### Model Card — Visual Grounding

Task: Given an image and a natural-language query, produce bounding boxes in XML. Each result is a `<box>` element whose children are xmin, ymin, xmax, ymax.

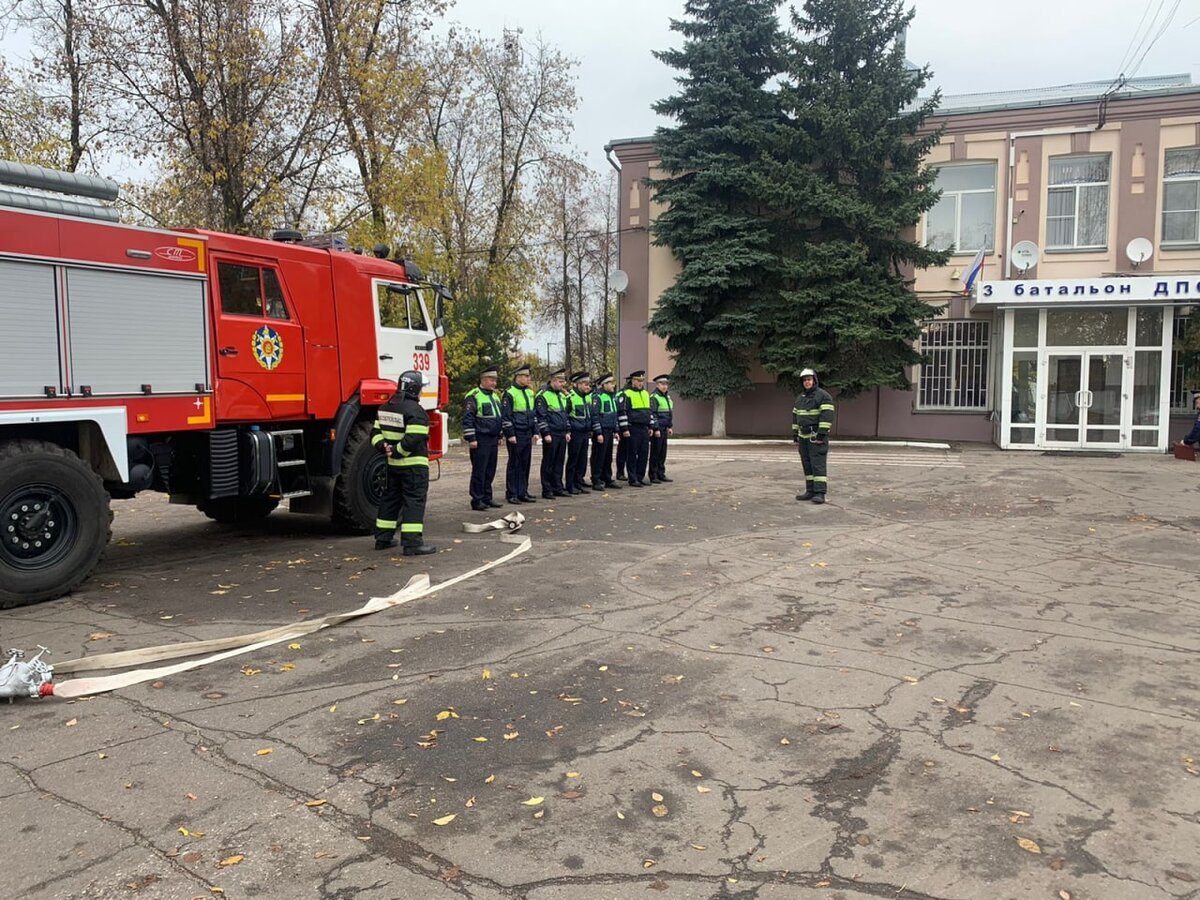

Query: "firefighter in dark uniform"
<box><xmin>462</xmin><ymin>363</ymin><xmax>503</xmax><ymax>511</ymax></box>
<box><xmin>792</xmin><ymin>367</ymin><xmax>835</xmax><ymax>504</ymax></box>
<box><xmin>618</xmin><ymin>370</ymin><xmax>656</xmax><ymax>487</ymax></box>
<box><xmin>614</xmin><ymin>374</ymin><xmax>632</xmax><ymax>480</ymax></box>
<box><xmin>372</xmin><ymin>370</ymin><xmax>436</xmax><ymax>554</ymax></box>
<box><xmin>502</xmin><ymin>363</ymin><xmax>537</xmax><ymax>504</ymax></box>
<box><xmin>589</xmin><ymin>373</ymin><xmax>621</xmax><ymax>491</ymax></box>
<box><xmin>565</xmin><ymin>371</ymin><xmax>594</xmax><ymax>493</ymax></box>
<box><xmin>1179</xmin><ymin>392</ymin><xmax>1200</xmax><ymax>448</ymax></box>
<box><xmin>535</xmin><ymin>367</ymin><xmax>570</xmax><ymax>498</ymax></box>
<box><xmin>648</xmin><ymin>373</ymin><xmax>674</xmax><ymax>483</ymax></box>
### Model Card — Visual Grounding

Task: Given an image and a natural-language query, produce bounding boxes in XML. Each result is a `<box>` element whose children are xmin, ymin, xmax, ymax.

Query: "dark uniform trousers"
<box><xmin>615</xmin><ymin>435</ymin><xmax>628</xmax><ymax>479</ymax></box>
<box><xmin>591</xmin><ymin>431</ymin><xmax>615</xmax><ymax>485</ymax></box>
<box><xmin>469</xmin><ymin>441</ymin><xmax>499</xmax><ymax>504</ymax></box>
<box><xmin>506</xmin><ymin>434</ymin><xmax>533</xmax><ymax>499</ymax></box>
<box><xmin>798</xmin><ymin>438</ymin><xmax>829</xmax><ymax>496</ymax></box>
<box><xmin>567</xmin><ymin>433</ymin><xmax>590</xmax><ymax>490</ymax></box>
<box><xmin>540</xmin><ymin>434</ymin><xmax>567</xmax><ymax>494</ymax></box>
<box><xmin>625</xmin><ymin>425</ymin><xmax>650</xmax><ymax>484</ymax></box>
<box><xmin>648</xmin><ymin>431</ymin><xmax>669</xmax><ymax>480</ymax></box>
<box><xmin>375</xmin><ymin>467</ymin><xmax>429</xmax><ymax>548</ymax></box>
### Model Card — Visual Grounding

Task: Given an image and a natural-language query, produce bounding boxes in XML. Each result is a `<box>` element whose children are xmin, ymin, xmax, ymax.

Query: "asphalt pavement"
<box><xmin>2</xmin><ymin>440</ymin><xmax>1198</xmax><ymax>900</ymax></box>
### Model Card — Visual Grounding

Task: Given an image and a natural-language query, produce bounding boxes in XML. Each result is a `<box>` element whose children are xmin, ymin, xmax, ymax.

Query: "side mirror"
<box><xmin>434</xmin><ymin>317</ymin><xmax>446</xmax><ymax>338</ymax></box>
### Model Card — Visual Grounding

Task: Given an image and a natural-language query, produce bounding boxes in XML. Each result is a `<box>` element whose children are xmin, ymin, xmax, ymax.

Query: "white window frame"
<box><xmin>917</xmin><ymin>319</ymin><xmax>991</xmax><ymax>411</ymax></box>
<box><xmin>925</xmin><ymin>162</ymin><xmax>996</xmax><ymax>255</ymax></box>
<box><xmin>1162</xmin><ymin>148</ymin><xmax>1200</xmax><ymax>246</ymax></box>
<box><xmin>1046</xmin><ymin>154</ymin><xmax>1110</xmax><ymax>251</ymax></box>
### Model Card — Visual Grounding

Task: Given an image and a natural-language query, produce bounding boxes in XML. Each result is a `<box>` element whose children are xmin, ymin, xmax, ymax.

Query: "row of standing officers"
<box><xmin>462</xmin><ymin>366</ymin><xmax>675</xmax><ymax>509</ymax></box>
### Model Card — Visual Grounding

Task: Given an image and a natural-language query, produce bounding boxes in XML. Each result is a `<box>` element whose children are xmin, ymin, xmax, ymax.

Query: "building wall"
<box><xmin>612</xmin><ymin>87</ymin><xmax>1200</xmax><ymax>443</ymax></box>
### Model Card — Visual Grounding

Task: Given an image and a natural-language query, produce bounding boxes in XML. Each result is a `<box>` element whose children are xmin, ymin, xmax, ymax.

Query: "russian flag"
<box><xmin>961</xmin><ymin>247</ymin><xmax>986</xmax><ymax>295</ymax></box>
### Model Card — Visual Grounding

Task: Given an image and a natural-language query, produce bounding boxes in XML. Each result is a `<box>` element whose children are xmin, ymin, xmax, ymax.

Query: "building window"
<box><xmin>925</xmin><ymin>163</ymin><xmax>996</xmax><ymax>254</ymax></box>
<box><xmin>1163</xmin><ymin>148</ymin><xmax>1200</xmax><ymax>246</ymax></box>
<box><xmin>1047</xmin><ymin>155</ymin><xmax>1110</xmax><ymax>250</ymax></box>
<box><xmin>918</xmin><ymin>320</ymin><xmax>990</xmax><ymax>410</ymax></box>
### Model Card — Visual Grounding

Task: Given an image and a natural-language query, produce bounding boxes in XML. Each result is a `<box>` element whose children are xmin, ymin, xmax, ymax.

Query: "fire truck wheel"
<box><xmin>197</xmin><ymin>496</ymin><xmax>280</xmax><ymax>525</ymax></box>
<box><xmin>332</xmin><ymin>420</ymin><xmax>386</xmax><ymax>534</ymax></box>
<box><xmin>0</xmin><ymin>440</ymin><xmax>112</xmax><ymax>609</ymax></box>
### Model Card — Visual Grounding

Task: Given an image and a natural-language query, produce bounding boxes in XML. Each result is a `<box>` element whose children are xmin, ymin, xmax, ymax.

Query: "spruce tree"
<box><xmin>647</xmin><ymin>0</ymin><xmax>784</xmax><ymax>435</ymax></box>
<box><xmin>760</xmin><ymin>0</ymin><xmax>950</xmax><ymax>397</ymax></box>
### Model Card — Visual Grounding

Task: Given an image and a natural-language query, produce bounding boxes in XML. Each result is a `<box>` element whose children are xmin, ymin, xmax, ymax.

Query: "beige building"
<box><xmin>607</xmin><ymin>74</ymin><xmax>1200</xmax><ymax>450</ymax></box>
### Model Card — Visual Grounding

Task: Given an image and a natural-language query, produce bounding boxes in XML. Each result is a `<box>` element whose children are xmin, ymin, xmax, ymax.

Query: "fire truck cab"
<box><xmin>0</xmin><ymin>161</ymin><xmax>450</xmax><ymax>607</ymax></box>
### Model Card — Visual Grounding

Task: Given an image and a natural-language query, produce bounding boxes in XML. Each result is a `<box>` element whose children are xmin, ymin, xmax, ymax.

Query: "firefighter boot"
<box><xmin>796</xmin><ymin>491</ymin><xmax>815</xmax><ymax>501</ymax></box>
<box><xmin>403</xmin><ymin>544</ymin><xmax>438</xmax><ymax>556</ymax></box>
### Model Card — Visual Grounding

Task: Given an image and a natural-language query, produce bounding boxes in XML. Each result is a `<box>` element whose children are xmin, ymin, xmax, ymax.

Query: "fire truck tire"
<box><xmin>332</xmin><ymin>420</ymin><xmax>385</xmax><ymax>534</ymax></box>
<box><xmin>0</xmin><ymin>440</ymin><xmax>112</xmax><ymax>609</ymax></box>
<box><xmin>197</xmin><ymin>496</ymin><xmax>280</xmax><ymax>525</ymax></box>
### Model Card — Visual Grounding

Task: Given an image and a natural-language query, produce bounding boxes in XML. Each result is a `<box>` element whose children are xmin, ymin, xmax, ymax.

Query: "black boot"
<box><xmin>811</xmin><ymin>494</ymin><xmax>826</xmax><ymax>505</ymax></box>
<box><xmin>796</xmin><ymin>492</ymin><xmax>815</xmax><ymax>501</ymax></box>
<box><xmin>403</xmin><ymin>544</ymin><xmax>437</xmax><ymax>556</ymax></box>
<box><xmin>374</xmin><ymin>538</ymin><xmax>399</xmax><ymax>551</ymax></box>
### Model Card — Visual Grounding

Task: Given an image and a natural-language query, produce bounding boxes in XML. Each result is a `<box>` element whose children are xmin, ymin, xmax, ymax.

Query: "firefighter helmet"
<box><xmin>398</xmin><ymin>370</ymin><xmax>424</xmax><ymax>399</ymax></box>
<box><xmin>800</xmin><ymin>368</ymin><xmax>817</xmax><ymax>380</ymax></box>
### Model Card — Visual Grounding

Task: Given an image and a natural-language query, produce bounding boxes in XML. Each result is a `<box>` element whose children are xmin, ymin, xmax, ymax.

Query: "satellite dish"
<box><xmin>611</xmin><ymin>269</ymin><xmax>629</xmax><ymax>293</ymax></box>
<box><xmin>1126</xmin><ymin>237</ymin><xmax>1153</xmax><ymax>267</ymax></box>
<box><xmin>1011</xmin><ymin>241</ymin><xmax>1040</xmax><ymax>273</ymax></box>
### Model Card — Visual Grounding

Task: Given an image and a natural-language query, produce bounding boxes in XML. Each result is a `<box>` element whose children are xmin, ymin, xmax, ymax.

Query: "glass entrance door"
<box><xmin>1042</xmin><ymin>352</ymin><xmax>1125</xmax><ymax>448</ymax></box>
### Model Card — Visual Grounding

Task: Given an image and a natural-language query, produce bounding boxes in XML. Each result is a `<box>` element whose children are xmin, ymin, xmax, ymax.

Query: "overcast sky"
<box><xmin>446</xmin><ymin>0</ymin><xmax>1200</xmax><ymax>171</ymax></box>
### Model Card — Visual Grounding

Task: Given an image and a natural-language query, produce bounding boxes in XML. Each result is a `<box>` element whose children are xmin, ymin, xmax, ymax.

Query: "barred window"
<box><xmin>1171</xmin><ymin>314</ymin><xmax>1192</xmax><ymax>412</ymax></box>
<box><xmin>918</xmin><ymin>320</ymin><xmax>991</xmax><ymax>410</ymax></box>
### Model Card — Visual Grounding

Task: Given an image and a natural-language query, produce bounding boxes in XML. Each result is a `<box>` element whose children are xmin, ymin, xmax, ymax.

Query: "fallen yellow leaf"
<box><xmin>473</xmin><ymin>736</ymin><xmax>489</xmax><ymax>742</ymax></box>
<box><xmin>616</xmin><ymin>811</ymin><xmax>625</xmax><ymax>820</ymax></box>
<box><xmin>696</xmin><ymin>785</ymin><xmax>712</xmax><ymax>794</ymax></box>
<box><xmin>651</xmin><ymin>792</ymin><xmax>664</xmax><ymax>802</ymax></box>
<box><xmin>432</xmin><ymin>814</ymin><xmax>457</xmax><ymax>826</ymax></box>
<box><xmin>392</xmin><ymin>698</ymin><xmax>408</xmax><ymax>705</ymax></box>
<box><xmin>902</xmin><ymin>675</ymin><xmax>919</xmax><ymax>683</ymax></box>
<box><xmin>219</xmin><ymin>855</ymin><xmax>244</xmax><ymax>867</ymax></box>
<box><xmin>279</xmin><ymin>663</ymin><xmax>295</xmax><ymax>672</ymax></box>
<box><xmin>652</xmin><ymin>804</ymin><xmax>669</xmax><ymax>817</ymax></box>
<box><xmin>255</xmin><ymin>748</ymin><xmax>273</xmax><ymax>756</ymax></box>
<box><xmin>643</xmin><ymin>859</ymin><xmax>655</xmax><ymax>868</ymax></box>
<box><xmin>691</xmin><ymin>844</ymin><xmax>707</xmax><ymax>851</ymax></box>
<box><xmin>436</xmin><ymin>710</ymin><xmax>453</xmax><ymax>721</ymax></box>
<box><xmin>1016</xmin><ymin>837</ymin><xmax>1042</xmax><ymax>854</ymax></box>
<box><xmin>305</xmin><ymin>799</ymin><xmax>327</xmax><ymax>807</ymax></box>
<box><xmin>598</xmin><ymin>665</ymin><xmax>608</xmax><ymax>672</ymax></box>
<box><xmin>65</xmin><ymin>718</ymin><xmax>78</xmax><ymax>727</ymax></box>
<box><xmin>288</xmin><ymin>643</ymin><xmax>302</xmax><ymax>650</ymax></box>
<box><xmin>503</xmin><ymin>731</ymin><xmax>519</xmax><ymax>740</ymax></box>
<box><xmin>484</xmin><ymin>774</ymin><xmax>495</xmax><ymax>784</ymax></box>
<box><xmin>566</xmin><ymin>771</ymin><xmax>580</xmax><ymax>778</ymax></box>
<box><xmin>780</xmin><ymin>738</ymin><xmax>791</xmax><ymax>746</ymax></box>
<box><xmin>521</xmin><ymin>797</ymin><xmax>544</xmax><ymax>806</ymax></box>
<box><xmin>328</xmin><ymin>705</ymin><xmax>337</xmax><ymax>713</ymax></box>
<box><xmin>482</xmin><ymin>669</ymin><xmax>491</xmax><ymax>680</ymax></box>
<box><xmin>442</xmin><ymin>776</ymin><xmax>457</xmax><ymax>783</ymax></box>
<box><xmin>533</xmin><ymin>809</ymin><xmax>545</xmax><ymax>818</ymax></box>
<box><xmin>691</xmin><ymin>770</ymin><xmax>703</xmax><ymax>778</ymax></box>
<box><xmin>465</xmin><ymin>797</ymin><xmax>476</xmax><ymax>808</ymax></box>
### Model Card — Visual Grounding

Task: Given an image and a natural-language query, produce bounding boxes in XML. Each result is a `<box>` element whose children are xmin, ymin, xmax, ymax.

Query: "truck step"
<box><xmin>280</xmin><ymin>490</ymin><xmax>313</xmax><ymax>500</ymax></box>
<box><xmin>277</xmin><ymin>459</ymin><xmax>306</xmax><ymax>468</ymax></box>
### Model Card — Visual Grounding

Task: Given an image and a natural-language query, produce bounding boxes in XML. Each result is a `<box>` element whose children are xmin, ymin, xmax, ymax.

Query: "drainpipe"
<box><xmin>1004</xmin><ymin>125</ymin><xmax>1098</xmax><ymax>279</ymax></box>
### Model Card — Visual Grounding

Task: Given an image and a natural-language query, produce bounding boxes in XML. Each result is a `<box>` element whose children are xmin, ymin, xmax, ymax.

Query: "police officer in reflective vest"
<box><xmin>372</xmin><ymin>370</ymin><xmax>436</xmax><ymax>554</ymax></box>
<box><xmin>615</xmin><ymin>374</ymin><xmax>632</xmax><ymax>480</ymax></box>
<box><xmin>502</xmin><ymin>364</ymin><xmax>537</xmax><ymax>504</ymax></box>
<box><xmin>619</xmin><ymin>370</ymin><xmax>655</xmax><ymax>487</ymax></box>
<box><xmin>462</xmin><ymin>363</ymin><xmax>503</xmax><ymax>511</ymax></box>
<box><xmin>565</xmin><ymin>371</ymin><xmax>593</xmax><ymax>494</ymax></box>
<box><xmin>535</xmin><ymin>367</ymin><xmax>570</xmax><ymax>498</ymax></box>
<box><xmin>792</xmin><ymin>367</ymin><xmax>835</xmax><ymax>504</ymax></box>
<box><xmin>648</xmin><ymin>373</ymin><xmax>674</xmax><ymax>483</ymax></box>
<box><xmin>590</xmin><ymin>373</ymin><xmax>621</xmax><ymax>491</ymax></box>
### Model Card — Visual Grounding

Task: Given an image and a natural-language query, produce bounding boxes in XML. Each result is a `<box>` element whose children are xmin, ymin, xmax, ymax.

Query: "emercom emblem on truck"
<box><xmin>252</xmin><ymin>325</ymin><xmax>284</xmax><ymax>370</ymax></box>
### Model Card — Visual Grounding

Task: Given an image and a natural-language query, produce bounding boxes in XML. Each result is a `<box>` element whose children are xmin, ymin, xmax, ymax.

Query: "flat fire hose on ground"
<box><xmin>10</xmin><ymin>513</ymin><xmax>528</xmax><ymax>701</ymax></box>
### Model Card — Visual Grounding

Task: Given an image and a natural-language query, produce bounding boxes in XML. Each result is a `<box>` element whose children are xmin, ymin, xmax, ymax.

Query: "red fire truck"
<box><xmin>0</xmin><ymin>161</ymin><xmax>450</xmax><ymax>608</ymax></box>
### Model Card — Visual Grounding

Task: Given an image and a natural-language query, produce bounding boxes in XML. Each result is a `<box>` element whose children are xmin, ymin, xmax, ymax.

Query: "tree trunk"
<box><xmin>711</xmin><ymin>395</ymin><xmax>727</xmax><ymax>438</ymax></box>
